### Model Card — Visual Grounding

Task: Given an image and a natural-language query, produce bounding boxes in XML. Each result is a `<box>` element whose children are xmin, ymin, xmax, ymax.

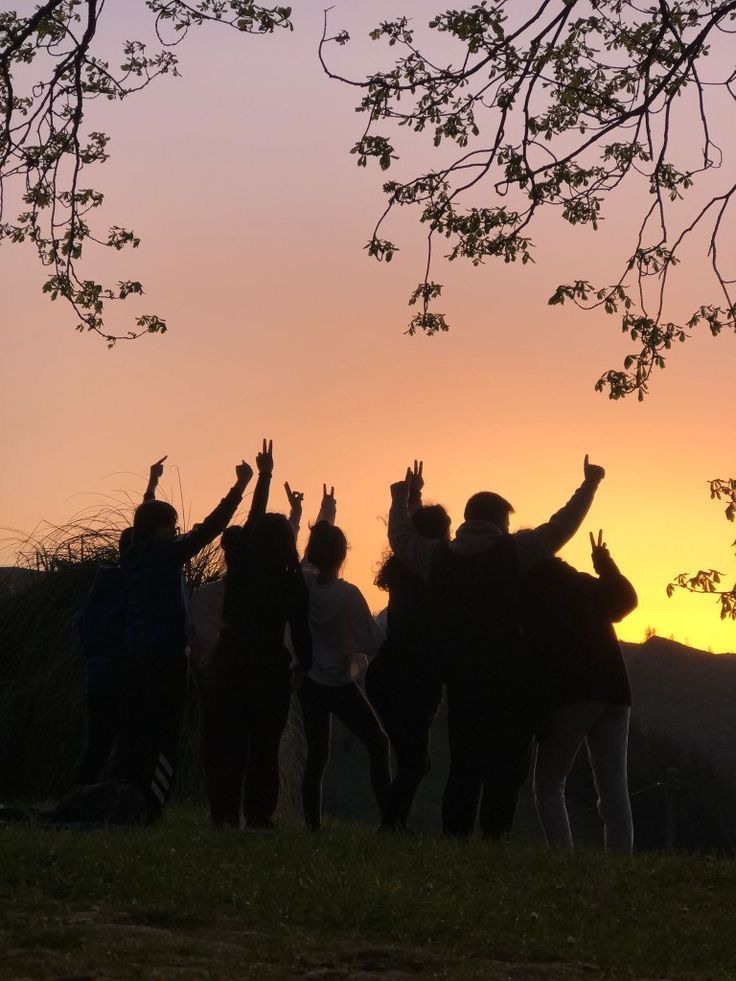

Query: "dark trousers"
<box><xmin>115</xmin><ymin>648</ymin><xmax>187</xmax><ymax>821</ymax></box>
<box><xmin>298</xmin><ymin>677</ymin><xmax>391</xmax><ymax>830</ymax></box>
<box><xmin>365</xmin><ymin>654</ymin><xmax>442</xmax><ymax>828</ymax></box>
<box><xmin>442</xmin><ymin>678</ymin><xmax>534</xmax><ymax>838</ymax></box>
<box><xmin>75</xmin><ymin>689</ymin><xmax>123</xmax><ymax>786</ymax></box>
<box><xmin>204</xmin><ymin>652</ymin><xmax>291</xmax><ymax>828</ymax></box>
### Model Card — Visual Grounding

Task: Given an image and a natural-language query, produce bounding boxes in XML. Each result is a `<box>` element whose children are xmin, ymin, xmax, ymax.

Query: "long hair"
<box><xmin>375</xmin><ymin>503</ymin><xmax>451</xmax><ymax>591</ymax></box>
<box><xmin>224</xmin><ymin>513</ymin><xmax>306</xmax><ymax>627</ymax></box>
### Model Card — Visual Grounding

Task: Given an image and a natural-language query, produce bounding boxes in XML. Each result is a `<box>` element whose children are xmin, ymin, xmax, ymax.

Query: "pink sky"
<box><xmin>1</xmin><ymin>2</ymin><xmax>735</xmax><ymax>652</ymax></box>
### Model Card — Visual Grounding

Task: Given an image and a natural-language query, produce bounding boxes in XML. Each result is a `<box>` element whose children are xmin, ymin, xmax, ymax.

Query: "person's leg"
<box><xmin>479</xmin><ymin>704</ymin><xmax>534</xmax><ymax>839</ymax></box>
<box><xmin>533</xmin><ymin>701</ymin><xmax>606</xmax><ymax>849</ymax></box>
<box><xmin>442</xmin><ymin>681</ymin><xmax>485</xmax><ymax>837</ymax></box>
<box><xmin>330</xmin><ymin>683</ymin><xmax>391</xmax><ymax>824</ymax></box>
<box><xmin>242</xmin><ymin>660</ymin><xmax>291</xmax><ymax>827</ymax></box>
<box><xmin>204</xmin><ymin>666</ymin><xmax>249</xmax><ymax>828</ymax></box>
<box><xmin>298</xmin><ymin>679</ymin><xmax>332</xmax><ymax>830</ymax></box>
<box><xmin>585</xmin><ymin>705</ymin><xmax>634</xmax><ymax>854</ymax></box>
<box><xmin>75</xmin><ymin>690</ymin><xmax>119</xmax><ymax>785</ymax></box>
<box><xmin>386</xmin><ymin>677</ymin><xmax>442</xmax><ymax>827</ymax></box>
<box><xmin>145</xmin><ymin>653</ymin><xmax>187</xmax><ymax>820</ymax></box>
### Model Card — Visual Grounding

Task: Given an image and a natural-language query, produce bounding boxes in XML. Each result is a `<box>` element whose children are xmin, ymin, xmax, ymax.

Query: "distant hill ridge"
<box><xmin>623</xmin><ymin>636</ymin><xmax>736</xmax><ymax>778</ymax></box>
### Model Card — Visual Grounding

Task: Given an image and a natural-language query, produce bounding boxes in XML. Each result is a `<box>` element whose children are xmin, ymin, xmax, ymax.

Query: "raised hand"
<box><xmin>256</xmin><ymin>438</ymin><xmax>274</xmax><ymax>476</ymax></box>
<box><xmin>321</xmin><ymin>483</ymin><xmax>336</xmax><ymax>510</ymax></box>
<box><xmin>284</xmin><ymin>481</ymin><xmax>304</xmax><ymax>514</ymax></box>
<box><xmin>589</xmin><ymin>528</ymin><xmax>610</xmax><ymax>573</ymax></box>
<box><xmin>149</xmin><ymin>455</ymin><xmax>167</xmax><ymax>483</ymax></box>
<box><xmin>235</xmin><ymin>460</ymin><xmax>254</xmax><ymax>489</ymax></box>
<box><xmin>390</xmin><ymin>469</ymin><xmax>411</xmax><ymax>506</ymax></box>
<box><xmin>583</xmin><ymin>454</ymin><xmax>605</xmax><ymax>484</ymax></box>
<box><xmin>408</xmin><ymin>459</ymin><xmax>424</xmax><ymax>497</ymax></box>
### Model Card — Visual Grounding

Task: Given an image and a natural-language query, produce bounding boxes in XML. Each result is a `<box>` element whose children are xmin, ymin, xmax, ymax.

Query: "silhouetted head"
<box><xmin>132</xmin><ymin>499</ymin><xmax>178</xmax><ymax>544</ymax></box>
<box><xmin>226</xmin><ymin>513</ymin><xmax>305</xmax><ymax>622</ymax></box>
<box><xmin>118</xmin><ymin>526</ymin><xmax>135</xmax><ymax>557</ymax></box>
<box><xmin>246</xmin><ymin>513</ymin><xmax>300</xmax><ymax>572</ymax></box>
<box><xmin>412</xmin><ymin>503</ymin><xmax>451</xmax><ymax>542</ymax></box>
<box><xmin>220</xmin><ymin>525</ymin><xmax>244</xmax><ymax>570</ymax></box>
<box><xmin>463</xmin><ymin>492</ymin><xmax>514</xmax><ymax>532</ymax></box>
<box><xmin>305</xmin><ymin>521</ymin><xmax>348</xmax><ymax>576</ymax></box>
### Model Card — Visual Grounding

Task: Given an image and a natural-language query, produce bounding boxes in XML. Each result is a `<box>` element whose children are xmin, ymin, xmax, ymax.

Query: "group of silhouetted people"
<box><xmin>76</xmin><ymin>442</ymin><xmax>637</xmax><ymax>851</ymax></box>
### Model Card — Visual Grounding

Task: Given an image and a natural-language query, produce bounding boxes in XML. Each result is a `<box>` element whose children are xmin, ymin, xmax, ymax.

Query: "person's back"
<box><xmin>521</xmin><ymin>555</ymin><xmax>634</xmax><ymax>711</ymax></box>
<box><xmin>526</xmin><ymin>532</ymin><xmax>637</xmax><ymax>853</ymax></box>
<box><xmin>305</xmin><ymin>572</ymin><xmax>382</xmax><ymax>685</ymax></box>
<box><xmin>428</xmin><ymin>533</ymin><xmax>520</xmax><ymax>685</ymax></box>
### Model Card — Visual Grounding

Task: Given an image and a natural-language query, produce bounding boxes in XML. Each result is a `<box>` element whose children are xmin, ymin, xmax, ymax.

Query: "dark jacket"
<box><xmin>428</xmin><ymin>535</ymin><xmax>521</xmax><ymax>687</ymax></box>
<box><xmin>520</xmin><ymin>552</ymin><xmax>637</xmax><ymax>709</ymax></box>
<box><xmin>377</xmin><ymin>555</ymin><xmax>434</xmax><ymax>663</ymax></box>
<box><xmin>79</xmin><ymin>564</ymin><xmax>126</xmax><ymax>693</ymax></box>
<box><xmin>122</xmin><ymin>486</ymin><xmax>242</xmax><ymax>652</ymax></box>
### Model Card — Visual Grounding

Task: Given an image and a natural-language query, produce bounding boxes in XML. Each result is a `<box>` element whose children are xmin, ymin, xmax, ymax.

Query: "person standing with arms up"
<box><xmin>524</xmin><ymin>530</ymin><xmax>637</xmax><ymax>852</ymax></box>
<box><xmin>118</xmin><ymin>453</ymin><xmax>253</xmax><ymax>822</ymax></box>
<box><xmin>367</xmin><ymin>462</ymin><xmax>451</xmax><ymax>832</ymax></box>
<box><xmin>76</xmin><ymin>456</ymin><xmax>166</xmax><ymax>785</ymax></box>
<box><xmin>204</xmin><ymin>441</ymin><xmax>313</xmax><ymax>831</ymax></box>
<box><xmin>388</xmin><ymin>455</ymin><xmax>606</xmax><ymax>838</ymax></box>
<box><xmin>299</xmin><ymin>486</ymin><xmax>390</xmax><ymax>831</ymax></box>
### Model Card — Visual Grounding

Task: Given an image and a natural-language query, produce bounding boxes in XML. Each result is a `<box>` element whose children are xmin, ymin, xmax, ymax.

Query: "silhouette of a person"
<box><xmin>204</xmin><ymin>441</ymin><xmax>312</xmax><ymax>830</ymax></box>
<box><xmin>298</xmin><ymin>485</ymin><xmax>390</xmax><ymax>831</ymax></box>
<box><xmin>76</xmin><ymin>456</ymin><xmax>166</xmax><ymax>785</ymax></box>
<box><xmin>366</xmin><ymin>461</ymin><xmax>450</xmax><ymax>831</ymax></box>
<box><xmin>117</xmin><ymin>454</ymin><xmax>252</xmax><ymax>821</ymax></box>
<box><xmin>523</xmin><ymin>530</ymin><xmax>637</xmax><ymax>852</ymax></box>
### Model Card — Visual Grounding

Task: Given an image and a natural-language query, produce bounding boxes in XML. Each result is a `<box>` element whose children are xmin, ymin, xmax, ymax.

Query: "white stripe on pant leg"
<box><xmin>154</xmin><ymin>766</ymin><xmax>170</xmax><ymax>792</ymax></box>
<box><xmin>158</xmin><ymin>754</ymin><xmax>173</xmax><ymax>777</ymax></box>
<box><xmin>151</xmin><ymin>781</ymin><xmax>166</xmax><ymax>805</ymax></box>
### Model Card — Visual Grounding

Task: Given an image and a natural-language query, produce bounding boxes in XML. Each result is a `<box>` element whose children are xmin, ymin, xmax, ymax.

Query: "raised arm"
<box><xmin>174</xmin><ymin>461</ymin><xmax>252</xmax><ymax>562</ymax></box>
<box><xmin>143</xmin><ymin>455</ymin><xmax>167</xmax><ymax>502</ymax></box>
<box><xmin>589</xmin><ymin>530</ymin><xmax>638</xmax><ymax>622</ymax></box>
<box><xmin>514</xmin><ymin>455</ymin><xmax>605</xmax><ymax>575</ymax></box>
<box><xmin>284</xmin><ymin>482</ymin><xmax>304</xmax><ymax>542</ymax></box>
<box><xmin>247</xmin><ymin>438</ymin><xmax>273</xmax><ymax>524</ymax></box>
<box><xmin>387</xmin><ymin>468</ymin><xmax>440</xmax><ymax>582</ymax></box>
<box><xmin>315</xmin><ymin>484</ymin><xmax>336</xmax><ymax>525</ymax></box>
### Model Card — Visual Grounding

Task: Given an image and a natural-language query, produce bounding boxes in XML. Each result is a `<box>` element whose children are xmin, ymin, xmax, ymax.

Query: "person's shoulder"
<box><xmin>340</xmin><ymin>580</ymin><xmax>370</xmax><ymax>606</ymax></box>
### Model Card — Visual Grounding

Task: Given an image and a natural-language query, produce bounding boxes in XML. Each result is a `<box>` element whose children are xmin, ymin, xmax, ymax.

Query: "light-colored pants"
<box><xmin>534</xmin><ymin>701</ymin><xmax>633</xmax><ymax>854</ymax></box>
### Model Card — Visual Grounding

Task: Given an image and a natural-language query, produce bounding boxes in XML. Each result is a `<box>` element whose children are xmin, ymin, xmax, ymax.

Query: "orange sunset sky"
<box><xmin>1</xmin><ymin>2</ymin><xmax>734</xmax><ymax>653</ymax></box>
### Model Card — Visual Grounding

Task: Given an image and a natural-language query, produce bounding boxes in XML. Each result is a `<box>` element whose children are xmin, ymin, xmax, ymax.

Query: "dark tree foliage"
<box><xmin>668</xmin><ymin>477</ymin><xmax>736</xmax><ymax>620</ymax></box>
<box><xmin>0</xmin><ymin>1</ymin><xmax>291</xmax><ymax>343</ymax></box>
<box><xmin>322</xmin><ymin>1</ymin><xmax>736</xmax><ymax>399</ymax></box>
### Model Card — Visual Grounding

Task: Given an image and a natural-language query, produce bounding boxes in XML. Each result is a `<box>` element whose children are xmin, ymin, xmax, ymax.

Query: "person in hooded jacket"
<box><xmin>117</xmin><ymin>454</ymin><xmax>252</xmax><ymax>821</ymax></box>
<box><xmin>387</xmin><ymin>455</ymin><xmax>606</xmax><ymax>838</ymax></box>
<box><xmin>523</xmin><ymin>530</ymin><xmax>638</xmax><ymax>852</ymax></box>
<box><xmin>298</xmin><ymin>486</ymin><xmax>389</xmax><ymax>830</ymax></box>
<box><xmin>366</xmin><ymin>461</ymin><xmax>450</xmax><ymax>831</ymax></box>
<box><xmin>75</xmin><ymin>456</ymin><xmax>166</xmax><ymax>785</ymax></box>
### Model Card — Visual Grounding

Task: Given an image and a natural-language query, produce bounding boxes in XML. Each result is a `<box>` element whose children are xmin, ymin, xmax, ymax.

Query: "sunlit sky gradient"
<box><xmin>1</xmin><ymin>2</ymin><xmax>734</xmax><ymax>652</ymax></box>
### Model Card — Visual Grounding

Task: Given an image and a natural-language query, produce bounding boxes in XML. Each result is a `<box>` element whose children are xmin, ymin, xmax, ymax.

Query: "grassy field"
<box><xmin>2</xmin><ymin>807</ymin><xmax>735</xmax><ymax>980</ymax></box>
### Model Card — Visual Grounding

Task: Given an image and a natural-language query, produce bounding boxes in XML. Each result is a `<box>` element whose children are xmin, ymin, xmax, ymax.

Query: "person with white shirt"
<box><xmin>298</xmin><ymin>486</ymin><xmax>389</xmax><ymax>830</ymax></box>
